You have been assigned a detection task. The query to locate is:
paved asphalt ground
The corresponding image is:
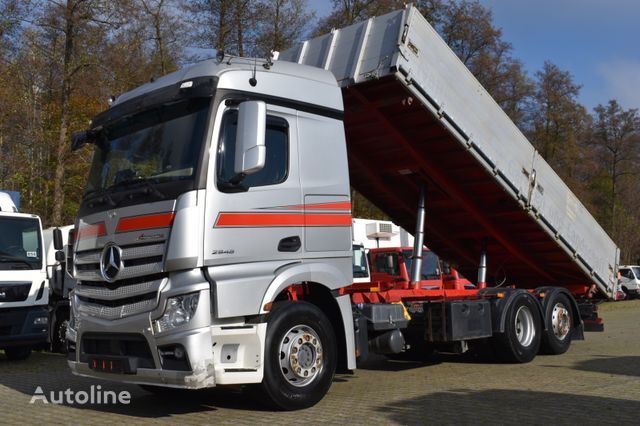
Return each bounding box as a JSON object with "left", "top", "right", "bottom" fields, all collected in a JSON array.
[{"left": 1, "top": 300, "right": 639, "bottom": 425}]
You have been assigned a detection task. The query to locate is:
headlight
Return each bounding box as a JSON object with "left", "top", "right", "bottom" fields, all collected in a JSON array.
[{"left": 154, "top": 292, "right": 200, "bottom": 333}]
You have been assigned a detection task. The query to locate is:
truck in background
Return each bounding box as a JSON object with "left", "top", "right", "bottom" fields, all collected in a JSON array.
[
  {"left": 0, "top": 192, "right": 50, "bottom": 359},
  {"left": 0, "top": 191, "right": 75, "bottom": 359},
  {"left": 66, "top": 6, "right": 618, "bottom": 410},
  {"left": 43, "top": 225, "right": 76, "bottom": 352},
  {"left": 618, "top": 265, "right": 640, "bottom": 299},
  {"left": 352, "top": 218, "right": 412, "bottom": 248}
]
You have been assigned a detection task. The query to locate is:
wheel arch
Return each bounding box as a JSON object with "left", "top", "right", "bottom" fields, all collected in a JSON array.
[
  {"left": 479, "top": 288, "right": 544, "bottom": 334},
  {"left": 260, "top": 263, "right": 356, "bottom": 372}
]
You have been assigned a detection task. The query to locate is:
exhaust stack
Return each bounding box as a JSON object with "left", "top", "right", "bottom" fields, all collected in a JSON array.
[{"left": 410, "top": 186, "right": 426, "bottom": 287}]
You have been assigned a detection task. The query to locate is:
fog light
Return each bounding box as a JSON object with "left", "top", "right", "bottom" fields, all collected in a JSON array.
[
  {"left": 174, "top": 346, "right": 185, "bottom": 359},
  {"left": 33, "top": 316, "right": 48, "bottom": 325}
]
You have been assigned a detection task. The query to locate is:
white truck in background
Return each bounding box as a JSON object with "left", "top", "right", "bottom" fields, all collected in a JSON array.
[{"left": 0, "top": 191, "right": 75, "bottom": 359}]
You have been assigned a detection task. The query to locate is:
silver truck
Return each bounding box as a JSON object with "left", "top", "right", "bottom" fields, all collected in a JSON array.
[{"left": 67, "top": 6, "right": 618, "bottom": 410}]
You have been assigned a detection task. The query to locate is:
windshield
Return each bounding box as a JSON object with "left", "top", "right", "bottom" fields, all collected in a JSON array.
[
  {"left": 352, "top": 244, "right": 369, "bottom": 278},
  {"left": 633, "top": 267, "right": 640, "bottom": 279},
  {"left": 402, "top": 250, "right": 440, "bottom": 280},
  {"left": 84, "top": 97, "right": 211, "bottom": 199},
  {"left": 0, "top": 217, "right": 42, "bottom": 270}
]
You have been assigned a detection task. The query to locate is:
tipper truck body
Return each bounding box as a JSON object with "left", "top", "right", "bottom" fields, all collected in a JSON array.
[{"left": 67, "top": 6, "right": 618, "bottom": 410}]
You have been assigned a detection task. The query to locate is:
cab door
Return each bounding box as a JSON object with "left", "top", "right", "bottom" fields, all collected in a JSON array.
[{"left": 204, "top": 103, "right": 302, "bottom": 267}]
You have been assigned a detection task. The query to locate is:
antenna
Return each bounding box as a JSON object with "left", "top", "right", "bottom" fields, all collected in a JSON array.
[{"left": 249, "top": 57, "right": 258, "bottom": 86}]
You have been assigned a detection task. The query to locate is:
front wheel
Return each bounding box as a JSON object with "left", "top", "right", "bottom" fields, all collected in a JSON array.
[
  {"left": 52, "top": 313, "right": 69, "bottom": 354},
  {"left": 541, "top": 293, "right": 574, "bottom": 355},
  {"left": 258, "top": 301, "right": 337, "bottom": 410},
  {"left": 492, "top": 293, "right": 542, "bottom": 363}
]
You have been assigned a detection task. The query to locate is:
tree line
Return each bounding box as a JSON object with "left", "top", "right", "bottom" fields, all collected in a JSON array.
[{"left": 1, "top": 0, "right": 639, "bottom": 262}]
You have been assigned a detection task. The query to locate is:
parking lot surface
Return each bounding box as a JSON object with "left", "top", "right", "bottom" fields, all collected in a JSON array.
[{"left": 1, "top": 300, "right": 639, "bottom": 425}]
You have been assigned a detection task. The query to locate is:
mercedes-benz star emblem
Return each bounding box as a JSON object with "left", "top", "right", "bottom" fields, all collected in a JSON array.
[{"left": 100, "top": 242, "right": 123, "bottom": 283}]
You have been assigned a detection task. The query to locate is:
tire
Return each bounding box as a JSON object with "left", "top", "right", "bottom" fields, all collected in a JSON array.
[
  {"left": 622, "top": 287, "right": 629, "bottom": 299},
  {"left": 52, "top": 313, "right": 69, "bottom": 354},
  {"left": 4, "top": 347, "right": 32, "bottom": 361},
  {"left": 540, "top": 293, "right": 574, "bottom": 355},
  {"left": 493, "top": 293, "right": 542, "bottom": 363},
  {"left": 257, "top": 301, "right": 337, "bottom": 410}
]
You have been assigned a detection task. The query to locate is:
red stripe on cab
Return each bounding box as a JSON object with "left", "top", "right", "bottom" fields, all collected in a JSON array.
[
  {"left": 116, "top": 212, "right": 175, "bottom": 233},
  {"left": 215, "top": 212, "right": 352, "bottom": 228}
]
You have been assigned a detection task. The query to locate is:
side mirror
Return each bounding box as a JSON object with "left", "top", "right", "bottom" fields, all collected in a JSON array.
[
  {"left": 55, "top": 251, "right": 66, "bottom": 262},
  {"left": 234, "top": 101, "right": 266, "bottom": 177},
  {"left": 53, "top": 228, "right": 64, "bottom": 250},
  {"left": 71, "top": 128, "right": 101, "bottom": 151}
]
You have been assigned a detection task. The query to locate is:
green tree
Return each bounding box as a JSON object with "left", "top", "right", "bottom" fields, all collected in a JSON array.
[
  {"left": 590, "top": 100, "right": 640, "bottom": 235},
  {"left": 527, "top": 61, "right": 589, "bottom": 182}
]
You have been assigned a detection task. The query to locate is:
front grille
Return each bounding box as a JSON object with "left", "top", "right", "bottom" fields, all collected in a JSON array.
[
  {"left": 77, "top": 297, "right": 159, "bottom": 321},
  {"left": 74, "top": 242, "right": 166, "bottom": 282},
  {"left": 73, "top": 238, "right": 167, "bottom": 320},
  {"left": 0, "top": 282, "right": 31, "bottom": 302},
  {"left": 75, "top": 276, "right": 165, "bottom": 320}
]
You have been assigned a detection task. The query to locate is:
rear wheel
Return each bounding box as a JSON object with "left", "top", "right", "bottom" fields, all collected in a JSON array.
[
  {"left": 541, "top": 293, "right": 573, "bottom": 355},
  {"left": 4, "top": 347, "right": 32, "bottom": 361},
  {"left": 258, "top": 301, "right": 336, "bottom": 410},
  {"left": 493, "top": 293, "right": 542, "bottom": 363}
]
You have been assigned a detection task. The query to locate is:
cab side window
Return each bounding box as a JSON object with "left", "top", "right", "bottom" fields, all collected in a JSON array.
[{"left": 217, "top": 109, "right": 289, "bottom": 190}]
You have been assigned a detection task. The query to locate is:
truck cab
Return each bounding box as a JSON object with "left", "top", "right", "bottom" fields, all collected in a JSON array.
[
  {"left": 67, "top": 58, "right": 355, "bottom": 410},
  {"left": 368, "top": 247, "right": 472, "bottom": 291},
  {"left": 0, "top": 196, "right": 49, "bottom": 360}
]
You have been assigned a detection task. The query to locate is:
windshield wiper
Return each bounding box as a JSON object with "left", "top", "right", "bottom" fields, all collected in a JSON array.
[
  {"left": 0, "top": 256, "right": 33, "bottom": 269},
  {"left": 83, "top": 187, "right": 117, "bottom": 207},
  {"left": 109, "top": 177, "right": 166, "bottom": 205}
]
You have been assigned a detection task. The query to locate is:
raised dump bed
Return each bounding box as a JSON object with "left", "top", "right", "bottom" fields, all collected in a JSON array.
[{"left": 280, "top": 6, "right": 618, "bottom": 297}]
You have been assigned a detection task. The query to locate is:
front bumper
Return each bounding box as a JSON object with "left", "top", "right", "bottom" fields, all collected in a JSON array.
[
  {"left": 68, "top": 280, "right": 217, "bottom": 389},
  {"left": 68, "top": 270, "right": 267, "bottom": 389},
  {"left": 68, "top": 324, "right": 216, "bottom": 389},
  {"left": 625, "top": 288, "right": 640, "bottom": 296},
  {"left": 0, "top": 305, "right": 48, "bottom": 348}
]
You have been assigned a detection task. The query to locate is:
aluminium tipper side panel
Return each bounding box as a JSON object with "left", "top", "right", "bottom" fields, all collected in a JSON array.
[{"left": 280, "top": 6, "right": 618, "bottom": 296}]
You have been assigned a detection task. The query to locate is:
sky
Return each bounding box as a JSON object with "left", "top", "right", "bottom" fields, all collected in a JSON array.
[{"left": 307, "top": 0, "right": 640, "bottom": 112}]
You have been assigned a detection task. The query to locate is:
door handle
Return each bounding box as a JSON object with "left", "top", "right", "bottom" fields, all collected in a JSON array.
[{"left": 278, "top": 236, "right": 301, "bottom": 252}]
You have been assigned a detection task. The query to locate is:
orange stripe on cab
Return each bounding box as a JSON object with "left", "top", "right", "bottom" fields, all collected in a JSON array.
[
  {"left": 269, "top": 201, "right": 352, "bottom": 211},
  {"left": 215, "top": 212, "right": 352, "bottom": 228},
  {"left": 304, "top": 202, "right": 352, "bottom": 211},
  {"left": 116, "top": 212, "right": 175, "bottom": 233}
]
